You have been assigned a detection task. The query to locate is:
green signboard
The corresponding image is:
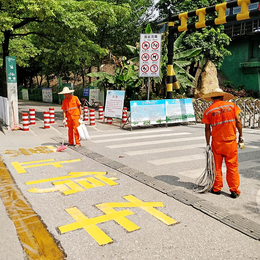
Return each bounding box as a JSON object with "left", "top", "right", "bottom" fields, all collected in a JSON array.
[{"left": 6, "top": 56, "right": 17, "bottom": 83}]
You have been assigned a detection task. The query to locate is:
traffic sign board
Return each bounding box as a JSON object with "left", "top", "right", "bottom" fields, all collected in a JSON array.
[{"left": 139, "top": 34, "right": 161, "bottom": 78}]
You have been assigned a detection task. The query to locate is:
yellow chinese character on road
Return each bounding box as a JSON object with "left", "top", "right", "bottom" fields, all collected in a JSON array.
[
  {"left": 58, "top": 195, "right": 177, "bottom": 245},
  {"left": 12, "top": 159, "right": 81, "bottom": 174},
  {"left": 26, "top": 172, "right": 118, "bottom": 195},
  {"left": 5, "top": 146, "right": 56, "bottom": 157}
]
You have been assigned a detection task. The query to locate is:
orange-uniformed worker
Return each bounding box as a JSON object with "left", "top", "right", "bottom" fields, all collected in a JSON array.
[
  {"left": 201, "top": 87, "right": 243, "bottom": 199},
  {"left": 58, "top": 87, "right": 82, "bottom": 147}
]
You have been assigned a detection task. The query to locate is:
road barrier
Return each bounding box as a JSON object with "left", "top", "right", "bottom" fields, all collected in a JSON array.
[
  {"left": 29, "top": 109, "right": 36, "bottom": 125},
  {"left": 98, "top": 106, "right": 104, "bottom": 120},
  {"left": 22, "top": 113, "right": 29, "bottom": 131},
  {"left": 193, "top": 98, "right": 260, "bottom": 128},
  {"left": 122, "top": 110, "right": 127, "bottom": 124},
  {"left": 49, "top": 108, "right": 55, "bottom": 124},
  {"left": 89, "top": 109, "right": 95, "bottom": 126},
  {"left": 107, "top": 118, "right": 113, "bottom": 124},
  {"left": 84, "top": 106, "right": 88, "bottom": 122},
  {"left": 43, "top": 111, "right": 50, "bottom": 129}
]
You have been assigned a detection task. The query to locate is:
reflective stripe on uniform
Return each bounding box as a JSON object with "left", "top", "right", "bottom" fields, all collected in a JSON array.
[
  {"left": 211, "top": 119, "right": 235, "bottom": 127},
  {"left": 65, "top": 106, "right": 77, "bottom": 112},
  {"left": 206, "top": 104, "right": 234, "bottom": 116}
]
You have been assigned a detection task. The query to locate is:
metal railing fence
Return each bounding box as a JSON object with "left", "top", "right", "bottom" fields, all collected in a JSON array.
[{"left": 193, "top": 98, "right": 260, "bottom": 128}]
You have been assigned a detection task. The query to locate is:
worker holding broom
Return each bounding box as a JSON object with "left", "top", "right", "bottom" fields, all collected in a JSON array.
[
  {"left": 201, "top": 87, "right": 243, "bottom": 199},
  {"left": 58, "top": 87, "right": 82, "bottom": 147}
]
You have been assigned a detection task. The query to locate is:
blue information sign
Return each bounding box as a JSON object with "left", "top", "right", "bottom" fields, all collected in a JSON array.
[{"left": 83, "top": 88, "right": 89, "bottom": 97}]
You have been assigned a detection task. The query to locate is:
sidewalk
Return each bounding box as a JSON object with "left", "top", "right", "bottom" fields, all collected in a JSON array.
[{"left": 0, "top": 100, "right": 260, "bottom": 259}]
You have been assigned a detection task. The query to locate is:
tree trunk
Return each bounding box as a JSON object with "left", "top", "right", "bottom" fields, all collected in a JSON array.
[
  {"left": 88, "top": 67, "right": 91, "bottom": 84},
  {"left": 1, "top": 31, "right": 11, "bottom": 97}
]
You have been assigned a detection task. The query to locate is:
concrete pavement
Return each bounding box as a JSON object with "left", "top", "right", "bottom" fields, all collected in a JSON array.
[{"left": 0, "top": 100, "right": 260, "bottom": 259}]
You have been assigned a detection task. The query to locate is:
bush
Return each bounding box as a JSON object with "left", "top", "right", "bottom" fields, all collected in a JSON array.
[{"left": 221, "top": 87, "right": 258, "bottom": 99}]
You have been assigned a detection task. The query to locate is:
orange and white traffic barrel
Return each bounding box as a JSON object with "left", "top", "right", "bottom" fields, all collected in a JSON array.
[
  {"left": 98, "top": 106, "right": 103, "bottom": 120},
  {"left": 22, "top": 113, "right": 29, "bottom": 131},
  {"left": 89, "top": 109, "right": 95, "bottom": 126},
  {"left": 44, "top": 111, "right": 50, "bottom": 129},
  {"left": 122, "top": 110, "right": 127, "bottom": 124},
  {"left": 84, "top": 106, "right": 88, "bottom": 122},
  {"left": 29, "top": 108, "right": 36, "bottom": 125},
  {"left": 49, "top": 107, "right": 55, "bottom": 124},
  {"left": 107, "top": 118, "right": 113, "bottom": 124}
]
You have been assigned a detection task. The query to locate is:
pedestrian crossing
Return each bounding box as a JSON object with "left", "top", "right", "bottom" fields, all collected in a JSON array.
[{"left": 89, "top": 128, "right": 260, "bottom": 179}]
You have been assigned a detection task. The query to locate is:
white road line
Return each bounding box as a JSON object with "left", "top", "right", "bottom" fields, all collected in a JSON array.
[
  {"left": 178, "top": 168, "right": 205, "bottom": 179},
  {"left": 125, "top": 143, "right": 204, "bottom": 156},
  {"left": 93, "top": 132, "right": 191, "bottom": 143},
  {"left": 179, "top": 160, "right": 260, "bottom": 179},
  {"left": 148, "top": 154, "right": 205, "bottom": 166},
  {"left": 90, "top": 129, "right": 174, "bottom": 138},
  {"left": 243, "top": 145, "right": 260, "bottom": 149},
  {"left": 107, "top": 136, "right": 204, "bottom": 149}
]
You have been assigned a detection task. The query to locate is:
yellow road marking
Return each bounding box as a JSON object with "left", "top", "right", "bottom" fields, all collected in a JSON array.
[
  {"left": 58, "top": 195, "right": 177, "bottom": 245},
  {"left": 0, "top": 156, "right": 65, "bottom": 259},
  {"left": 12, "top": 159, "right": 81, "bottom": 174},
  {"left": 26, "top": 172, "right": 119, "bottom": 195},
  {"left": 5, "top": 146, "right": 56, "bottom": 157}
]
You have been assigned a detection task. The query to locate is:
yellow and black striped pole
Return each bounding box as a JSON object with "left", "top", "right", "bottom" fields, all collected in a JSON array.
[
  {"left": 166, "top": 21, "right": 180, "bottom": 99},
  {"left": 167, "top": 0, "right": 260, "bottom": 98}
]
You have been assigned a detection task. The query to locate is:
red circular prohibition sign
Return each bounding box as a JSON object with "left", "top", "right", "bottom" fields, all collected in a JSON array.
[
  {"left": 150, "top": 64, "right": 158, "bottom": 73},
  {"left": 142, "top": 41, "right": 150, "bottom": 50},
  {"left": 141, "top": 64, "right": 149, "bottom": 73},
  {"left": 141, "top": 53, "right": 150, "bottom": 62},
  {"left": 151, "top": 41, "right": 159, "bottom": 50},
  {"left": 151, "top": 53, "right": 159, "bottom": 61}
]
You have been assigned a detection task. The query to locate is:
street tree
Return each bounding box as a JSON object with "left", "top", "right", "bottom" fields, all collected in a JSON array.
[{"left": 0, "top": 0, "right": 130, "bottom": 97}]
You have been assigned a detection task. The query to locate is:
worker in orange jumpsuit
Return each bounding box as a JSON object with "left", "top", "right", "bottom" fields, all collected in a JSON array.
[
  {"left": 58, "top": 87, "right": 82, "bottom": 147},
  {"left": 201, "top": 87, "right": 243, "bottom": 198}
]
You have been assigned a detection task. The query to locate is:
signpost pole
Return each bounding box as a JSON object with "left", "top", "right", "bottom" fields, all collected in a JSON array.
[
  {"left": 147, "top": 78, "right": 150, "bottom": 100},
  {"left": 6, "top": 56, "right": 18, "bottom": 130}
]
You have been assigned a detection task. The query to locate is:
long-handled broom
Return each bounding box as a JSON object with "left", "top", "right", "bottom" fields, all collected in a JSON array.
[
  {"left": 56, "top": 122, "right": 67, "bottom": 152},
  {"left": 193, "top": 146, "right": 216, "bottom": 193}
]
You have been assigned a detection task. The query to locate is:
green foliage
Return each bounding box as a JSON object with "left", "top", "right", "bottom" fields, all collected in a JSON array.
[
  {"left": 87, "top": 60, "right": 142, "bottom": 99},
  {"left": 0, "top": 0, "right": 131, "bottom": 95},
  {"left": 160, "top": 31, "right": 202, "bottom": 93},
  {"left": 183, "top": 27, "right": 231, "bottom": 69},
  {"left": 155, "top": 0, "right": 231, "bottom": 69}
]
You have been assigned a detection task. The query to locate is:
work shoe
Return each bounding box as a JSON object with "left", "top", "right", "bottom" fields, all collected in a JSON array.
[
  {"left": 210, "top": 189, "right": 221, "bottom": 195},
  {"left": 75, "top": 144, "right": 81, "bottom": 148},
  {"left": 230, "top": 191, "right": 240, "bottom": 199}
]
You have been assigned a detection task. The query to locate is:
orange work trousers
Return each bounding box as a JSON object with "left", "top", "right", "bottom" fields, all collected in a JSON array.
[
  {"left": 211, "top": 139, "right": 240, "bottom": 194},
  {"left": 67, "top": 117, "right": 80, "bottom": 145}
]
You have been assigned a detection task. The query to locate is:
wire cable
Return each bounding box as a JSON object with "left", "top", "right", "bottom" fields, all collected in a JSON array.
[{"left": 193, "top": 148, "right": 216, "bottom": 193}]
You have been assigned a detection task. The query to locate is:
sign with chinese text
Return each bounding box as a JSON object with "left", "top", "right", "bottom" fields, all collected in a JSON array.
[
  {"left": 104, "top": 90, "right": 125, "bottom": 119},
  {"left": 6, "top": 56, "right": 17, "bottom": 83},
  {"left": 139, "top": 34, "right": 162, "bottom": 78},
  {"left": 130, "top": 99, "right": 195, "bottom": 127}
]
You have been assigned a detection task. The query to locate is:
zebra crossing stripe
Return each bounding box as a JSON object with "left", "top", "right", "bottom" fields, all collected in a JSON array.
[
  {"left": 107, "top": 136, "right": 204, "bottom": 149},
  {"left": 125, "top": 143, "right": 204, "bottom": 156},
  {"left": 148, "top": 154, "right": 205, "bottom": 166},
  {"left": 93, "top": 132, "right": 191, "bottom": 143},
  {"left": 90, "top": 129, "right": 174, "bottom": 138}
]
